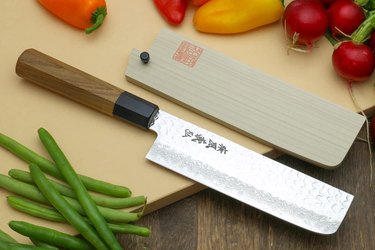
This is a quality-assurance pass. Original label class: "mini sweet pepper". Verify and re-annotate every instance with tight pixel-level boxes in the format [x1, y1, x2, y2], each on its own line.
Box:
[193, 0, 284, 34]
[153, 0, 188, 25]
[38, 0, 107, 34]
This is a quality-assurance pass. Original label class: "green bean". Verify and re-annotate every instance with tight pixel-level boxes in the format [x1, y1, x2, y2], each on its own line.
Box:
[9, 169, 146, 209]
[0, 174, 48, 204]
[30, 239, 59, 250]
[7, 196, 66, 223]
[0, 229, 17, 243]
[9, 169, 74, 196]
[65, 196, 141, 223]
[0, 133, 131, 197]
[0, 240, 51, 250]
[38, 128, 123, 250]
[8, 221, 94, 250]
[29, 164, 109, 250]
[107, 223, 151, 237]
[0, 174, 141, 223]
[8, 196, 151, 237]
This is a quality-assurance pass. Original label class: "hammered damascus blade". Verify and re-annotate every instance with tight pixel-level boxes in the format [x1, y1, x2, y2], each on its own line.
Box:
[147, 110, 354, 235]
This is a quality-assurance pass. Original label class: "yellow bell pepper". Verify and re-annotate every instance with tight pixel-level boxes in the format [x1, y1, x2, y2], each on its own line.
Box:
[193, 0, 284, 34]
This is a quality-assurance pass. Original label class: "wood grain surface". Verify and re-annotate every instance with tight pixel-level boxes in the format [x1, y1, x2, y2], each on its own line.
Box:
[117, 125, 375, 250]
[16, 49, 123, 116]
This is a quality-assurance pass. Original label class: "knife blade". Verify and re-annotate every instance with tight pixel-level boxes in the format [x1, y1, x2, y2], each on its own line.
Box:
[15, 49, 353, 235]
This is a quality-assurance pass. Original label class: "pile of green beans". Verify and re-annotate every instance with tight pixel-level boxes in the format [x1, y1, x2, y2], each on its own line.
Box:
[0, 174, 141, 223]
[7, 196, 150, 237]
[0, 129, 151, 249]
[8, 169, 146, 209]
[0, 132, 131, 197]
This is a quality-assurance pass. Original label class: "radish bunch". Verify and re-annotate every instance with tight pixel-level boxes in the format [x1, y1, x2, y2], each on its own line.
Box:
[284, 0, 375, 147]
[283, 0, 375, 84]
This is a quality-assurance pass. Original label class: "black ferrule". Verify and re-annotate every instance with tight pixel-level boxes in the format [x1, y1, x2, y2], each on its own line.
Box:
[112, 91, 159, 129]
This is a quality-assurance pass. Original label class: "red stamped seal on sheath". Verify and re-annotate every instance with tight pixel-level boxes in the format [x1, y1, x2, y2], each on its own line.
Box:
[173, 41, 203, 67]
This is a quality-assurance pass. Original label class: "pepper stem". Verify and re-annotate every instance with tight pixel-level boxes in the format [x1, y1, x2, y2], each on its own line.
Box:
[85, 7, 107, 34]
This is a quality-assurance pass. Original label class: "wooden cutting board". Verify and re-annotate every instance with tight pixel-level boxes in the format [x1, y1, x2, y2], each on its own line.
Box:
[1, 0, 375, 243]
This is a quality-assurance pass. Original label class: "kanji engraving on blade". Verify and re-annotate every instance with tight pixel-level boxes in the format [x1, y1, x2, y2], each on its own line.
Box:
[183, 129, 228, 154]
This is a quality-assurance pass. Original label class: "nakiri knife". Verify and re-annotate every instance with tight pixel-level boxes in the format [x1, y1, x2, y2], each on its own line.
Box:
[15, 48, 353, 235]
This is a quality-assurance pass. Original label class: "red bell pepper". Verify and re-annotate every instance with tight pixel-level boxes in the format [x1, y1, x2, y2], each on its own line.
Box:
[153, 0, 188, 25]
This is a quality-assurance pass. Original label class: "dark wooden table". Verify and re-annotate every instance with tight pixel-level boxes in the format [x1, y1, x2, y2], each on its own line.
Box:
[118, 126, 375, 250]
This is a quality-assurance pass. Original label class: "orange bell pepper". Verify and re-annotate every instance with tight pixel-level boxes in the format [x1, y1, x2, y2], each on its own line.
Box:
[193, 0, 284, 34]
[38, 0, 107, 34]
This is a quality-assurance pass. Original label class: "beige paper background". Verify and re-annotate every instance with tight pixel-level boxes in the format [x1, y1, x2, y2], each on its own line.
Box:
[1, 0, 375, 242]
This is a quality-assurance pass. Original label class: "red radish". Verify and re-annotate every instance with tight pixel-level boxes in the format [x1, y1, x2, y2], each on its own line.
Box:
[283, 0, 329, 50]
[368, 31, 375, 51]
[327, 0, 365, 38]
[332, 41, 375, 185]
[331, 12, 375, 185]
[332, 41, 375, 83]
[319, 0, 337, 7]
